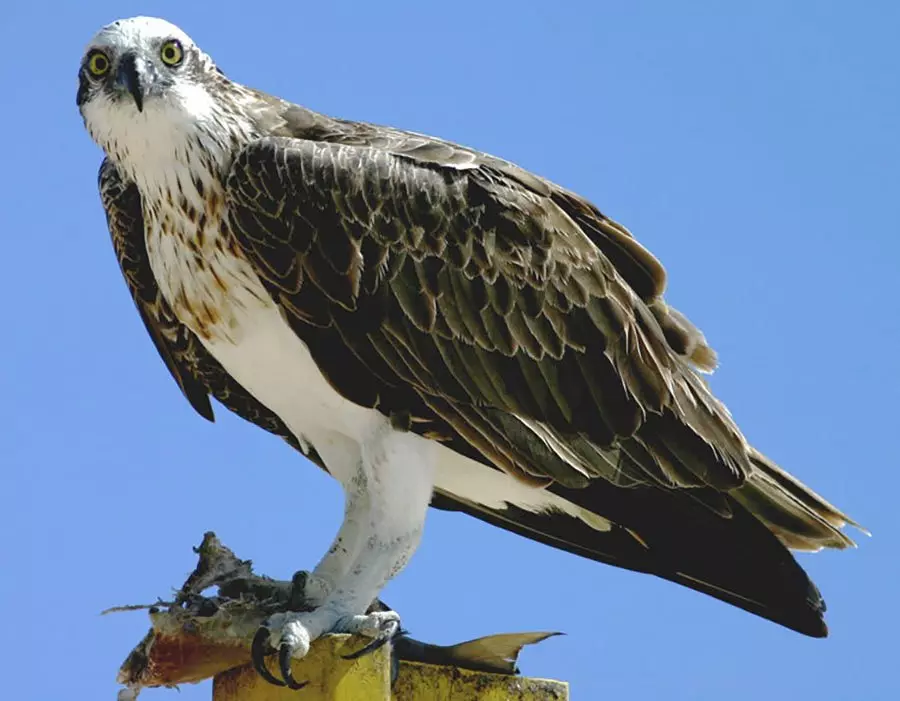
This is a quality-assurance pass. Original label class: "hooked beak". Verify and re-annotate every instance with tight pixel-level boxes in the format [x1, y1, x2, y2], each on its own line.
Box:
[115, 52, 145, 112]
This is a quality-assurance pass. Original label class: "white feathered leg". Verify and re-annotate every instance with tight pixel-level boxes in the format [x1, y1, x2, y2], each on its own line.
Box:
[253, 419, 436, 688]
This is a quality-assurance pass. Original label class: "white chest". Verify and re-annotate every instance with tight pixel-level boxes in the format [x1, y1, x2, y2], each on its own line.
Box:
[143, 191, 381, 466]
[100, 97, 390, 476]
[200, 295, 382, 462]
[143, 193, 258, 344]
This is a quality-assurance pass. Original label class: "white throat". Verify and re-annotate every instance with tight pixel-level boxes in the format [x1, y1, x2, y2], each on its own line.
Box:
[85, 82, 255, 202]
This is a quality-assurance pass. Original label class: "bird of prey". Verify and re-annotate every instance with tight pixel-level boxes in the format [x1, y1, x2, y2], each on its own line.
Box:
[79, 17, 859, 689]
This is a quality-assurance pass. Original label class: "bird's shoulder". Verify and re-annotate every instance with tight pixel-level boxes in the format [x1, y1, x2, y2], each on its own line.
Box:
[235, 92, 712, 363]
[252, 90, 588, 201]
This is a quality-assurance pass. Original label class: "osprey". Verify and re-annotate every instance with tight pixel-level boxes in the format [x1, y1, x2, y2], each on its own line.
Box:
[79, 17, 859, 688]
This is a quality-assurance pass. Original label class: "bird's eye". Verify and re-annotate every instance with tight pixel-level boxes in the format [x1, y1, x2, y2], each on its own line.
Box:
[86, 50, 110, 77]
[160, 39, 184, 67]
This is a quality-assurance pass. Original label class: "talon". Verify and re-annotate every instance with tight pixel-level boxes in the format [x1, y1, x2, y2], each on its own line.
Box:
[389, 630, 409, 687]
[279, 642, 308, 690]
[288, 571, 313, 611]
[289, 571, 308, 610]
[251, 627, 285, 687]
[343, 619, 401, 660]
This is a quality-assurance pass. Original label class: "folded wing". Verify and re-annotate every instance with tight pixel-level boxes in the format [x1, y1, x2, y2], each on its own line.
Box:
[215, 124, 857, 635]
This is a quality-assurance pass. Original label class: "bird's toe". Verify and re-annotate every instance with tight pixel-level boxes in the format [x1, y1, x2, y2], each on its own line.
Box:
[251, 612, 313, 688]
[288, 570, 330, 611]
[251, 625, 285, 687]
[339, 610, 403, 660]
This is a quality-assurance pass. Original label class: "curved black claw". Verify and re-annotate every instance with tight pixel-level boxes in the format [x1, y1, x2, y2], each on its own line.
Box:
[288, 571, 313, 612]
[343, 620, 403, 661]
[389, 630, 409, 687]
[279, 643, 308, 690]
[251, 627, 286, 687]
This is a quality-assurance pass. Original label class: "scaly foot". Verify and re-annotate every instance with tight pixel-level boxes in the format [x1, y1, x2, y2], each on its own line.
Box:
[251, 606, 402, 689]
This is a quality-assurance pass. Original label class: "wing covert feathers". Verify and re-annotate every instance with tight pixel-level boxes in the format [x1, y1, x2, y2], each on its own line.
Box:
[225, 129, 857, 555]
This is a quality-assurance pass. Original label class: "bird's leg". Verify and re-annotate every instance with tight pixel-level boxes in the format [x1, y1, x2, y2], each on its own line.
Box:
[282, 504, 368, 612]
[252, 420, 435, 689]
[277, 432, 398, 614]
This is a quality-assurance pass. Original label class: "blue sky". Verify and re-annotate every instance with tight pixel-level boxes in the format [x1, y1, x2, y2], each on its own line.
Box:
[2, 1, 898, 699]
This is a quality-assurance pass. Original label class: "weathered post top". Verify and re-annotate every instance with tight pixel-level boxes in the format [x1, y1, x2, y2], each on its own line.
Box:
[214, 635, 569, 701]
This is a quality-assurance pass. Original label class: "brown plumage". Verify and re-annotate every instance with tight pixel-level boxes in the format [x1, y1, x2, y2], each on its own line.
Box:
[227, 121, 858, 545]
[95, 56, 859, 640]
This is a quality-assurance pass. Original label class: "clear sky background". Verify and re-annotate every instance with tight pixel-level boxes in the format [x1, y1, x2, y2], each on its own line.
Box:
[2, 2, 897, 699]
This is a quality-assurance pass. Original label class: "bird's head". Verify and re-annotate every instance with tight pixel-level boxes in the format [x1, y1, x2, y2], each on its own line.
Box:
[77, 17, 247, 172]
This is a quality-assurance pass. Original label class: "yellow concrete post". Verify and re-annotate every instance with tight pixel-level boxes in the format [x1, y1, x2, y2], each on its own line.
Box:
[392, 659, 569, 701]
[213, 636, 391, 701]
[212, 635, 568, 701]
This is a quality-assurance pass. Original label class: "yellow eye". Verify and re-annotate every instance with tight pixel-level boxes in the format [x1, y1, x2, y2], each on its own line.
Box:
[87, 50, 110, 77]
[160, 39, 184, 66]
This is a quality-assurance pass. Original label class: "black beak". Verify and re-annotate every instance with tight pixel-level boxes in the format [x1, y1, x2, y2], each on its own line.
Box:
[115, 52, 144, 112]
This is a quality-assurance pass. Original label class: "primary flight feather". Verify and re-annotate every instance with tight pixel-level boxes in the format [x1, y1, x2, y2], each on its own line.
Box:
[78, 16, 859, 687]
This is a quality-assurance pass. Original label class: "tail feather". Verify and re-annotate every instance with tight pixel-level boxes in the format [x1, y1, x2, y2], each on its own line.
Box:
[733, 449, 862, 551]
[432, 471, 834, 638]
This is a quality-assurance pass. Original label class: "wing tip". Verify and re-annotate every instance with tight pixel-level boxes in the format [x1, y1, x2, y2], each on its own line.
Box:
[190, 393, 216, 422]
